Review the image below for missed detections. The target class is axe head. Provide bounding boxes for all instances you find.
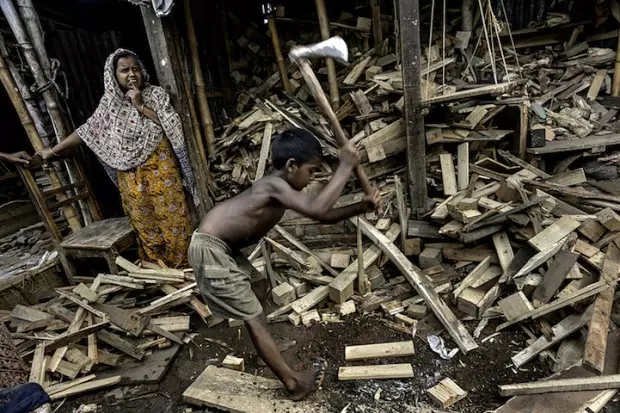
[289,36,348,63]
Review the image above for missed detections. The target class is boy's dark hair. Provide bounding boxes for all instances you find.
[271,128,322,170]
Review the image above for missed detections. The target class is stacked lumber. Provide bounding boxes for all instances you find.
[2,256,212,400]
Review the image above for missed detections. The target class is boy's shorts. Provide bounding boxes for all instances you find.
[188,231,266,321]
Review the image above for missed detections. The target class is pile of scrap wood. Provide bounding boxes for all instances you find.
[1,256,212,400]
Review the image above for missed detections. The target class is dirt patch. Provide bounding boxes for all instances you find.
[57,307,559,413]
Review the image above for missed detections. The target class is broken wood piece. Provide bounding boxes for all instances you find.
[300,309,321,326]
[457,288,486,317]
[49,375,121,400]
[499,374,620,396]
[596,207,620,231]
[512,306,594,368]
[528,216,581,252]
[330,253,350,269]
[428,378,468,408]
[532,250,579,306]
[273,225,338,277]
[345,341,415,361]
[452,257,490,299]
[73,283,99,303]
[406,304,428,318]
[29,342,46,385]
[222,355,245,372]
[96,330,145,360]
[353,218,478,353]
[419,247,442,269]
[439,153,458,195]
[136,282,197,315]
[498,292,534,321]
[457,143,469,190]
[338,364,414,381]
[45,321,110,353]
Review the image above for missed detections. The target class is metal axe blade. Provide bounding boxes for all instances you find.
[289,36,348,63]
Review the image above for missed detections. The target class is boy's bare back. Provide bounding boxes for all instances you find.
[197,176,288,250]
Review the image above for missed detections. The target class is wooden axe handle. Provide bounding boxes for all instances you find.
[295,58,374,196]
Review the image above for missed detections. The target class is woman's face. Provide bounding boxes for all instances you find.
[115,55,143,90]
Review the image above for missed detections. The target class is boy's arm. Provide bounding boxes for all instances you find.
[270,142,359,220]
[317,189,382,223]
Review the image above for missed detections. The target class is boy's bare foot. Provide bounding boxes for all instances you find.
[288,357,327,401]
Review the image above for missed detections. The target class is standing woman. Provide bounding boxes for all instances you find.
[37,49,194,268]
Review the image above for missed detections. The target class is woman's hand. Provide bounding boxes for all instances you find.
[36,148,55,161]
[126,85,143,110]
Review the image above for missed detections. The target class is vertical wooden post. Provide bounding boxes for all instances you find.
[15,0,50,77]
[141,6,213,217]
[461,0,474,31]
[314,0,340,110]
[613,31,620,97]
[398,0,428,217]
[371,0,383,46]
[267,15,291,93]
[184,0,216,156]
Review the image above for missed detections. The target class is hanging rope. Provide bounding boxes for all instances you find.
[487,0,510,82]
[442,0,447,90]
[425,0,436,99]
[499,0,523,80]
[30,58,69,99]
[476,0,498,83]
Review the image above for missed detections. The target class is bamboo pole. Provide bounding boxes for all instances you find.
[0,34,51,145]
[371,0,382,46]
[15,0,50,77]
[184,0,216,156]
[0,50,83,231]
[267,15,291,93]
[613,30,620,97]
[172,15,209,173]
[314,0,340,110]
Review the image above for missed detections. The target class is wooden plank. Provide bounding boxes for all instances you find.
[254,122,272,182]
[511,306,593,368]
[353,218,478,353]
[497,280,607,330]
[136,282,197,315]
[527,134,620,155]
[439,153,458,195]
[498,292,534,321]
[345,341,415,361]
[424,83,513,105]
[11,304,50,322]
[407,220,445,239]
[528,216,581,251]
[584,243,620,373]
[532,250,579,306]
[29,342,46,385]
[452,257,491,299]
[73,283,99,302]
[183,366,315,412]
[97,330,145,360]
[115,256,142,273]
[457,143,469,190]
[49,376,121,400]
[45,374,95,395]
[492,232,514,272]
[290,286,329,314]
[273,225,338,276]
[343,56,372,85]
[428,378,468,408]
[587,69,607,101]
[394,174,408,249]
[46,321,110,352]
[328,223,400,303]
[499,374,620,396]
[513,237,568,280]
[338,364,414,381]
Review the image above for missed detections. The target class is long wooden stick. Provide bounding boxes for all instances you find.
[614,30,620,96]
[184,0,216,156]
[0,0,83,232]
[295,58,373,195]
[371,0,383,46]
[314,0,339,109]
[267,16,291,93]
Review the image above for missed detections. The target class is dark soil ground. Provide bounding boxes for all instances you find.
[55,305,570,413]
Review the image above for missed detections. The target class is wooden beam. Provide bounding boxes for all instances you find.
[328,223,400,303]
[49,376,121,400]
[457,143,469,190]
[528,216,581,252]
[45,321,110,352]
[399,0,428,216]
[499,374,620,396]
[353,217,478,353]
[314,0,339,109]
[345,341,415,361]
[584,243,620,373]
[439,153,458,196]
[511,306,593,367]
[338,364,414,380]
[140,5,213,214]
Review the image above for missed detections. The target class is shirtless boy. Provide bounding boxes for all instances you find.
[189,128,381,400]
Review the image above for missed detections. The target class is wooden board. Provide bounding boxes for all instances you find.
[183,365,319,412]
[439,153,458,195]
[528,216,580,252]
[457,143,469,191]
[345,341,415,361]
[354,218,478,353]
[338,364,414,381]
[498,292,534,321]
[49,375,121,400]
[97,343,181,384]
[493,330,620,413]
[584,243,620,373]
[328,223,400,303]
[526,134,620,155]
[511,306,593,368]
[428,378,468,408]
[499,374,620,396]
[532,250,579,306]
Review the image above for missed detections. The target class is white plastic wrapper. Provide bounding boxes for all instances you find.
[427,335,459,360]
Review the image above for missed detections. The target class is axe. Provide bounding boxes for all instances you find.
[289,37,374,196]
